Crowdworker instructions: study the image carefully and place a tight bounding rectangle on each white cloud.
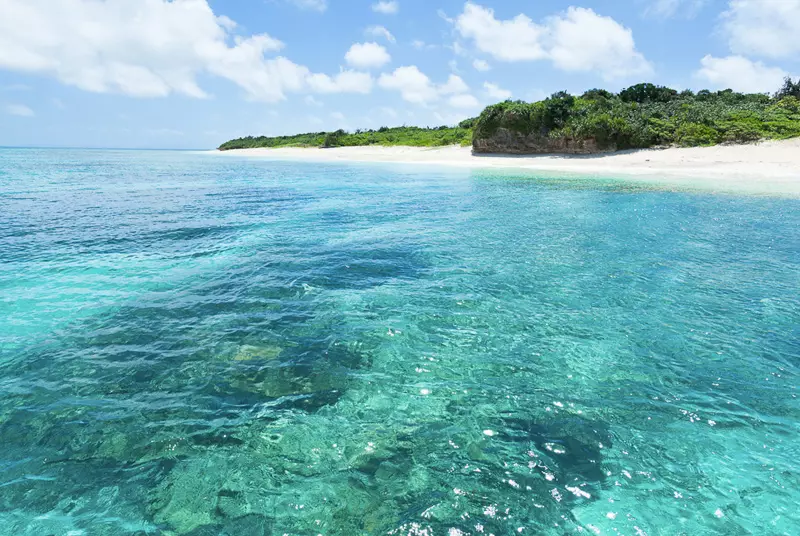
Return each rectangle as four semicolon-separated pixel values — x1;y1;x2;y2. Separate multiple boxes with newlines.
722;0;800;60
645;0;708;18
365;25;396;43
0;0;368;102
284;0;327;12
379;66;439;103
6;103;34;117
448;93;480;109
305;95;324;107
372;1;399;15
454;2;652;80
439;74;469;95
484;82;512;100
455;3;548;62
547;7;653;79
345;42;391;69
473;59;491;72
379;106;398;118
695;55;788;93
331;111;345;120
452;42;468;57
307;70;374;94
379;66;476;108
437;8;454;24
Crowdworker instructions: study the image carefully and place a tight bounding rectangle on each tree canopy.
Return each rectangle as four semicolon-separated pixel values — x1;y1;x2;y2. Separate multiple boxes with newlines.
473;82;800;150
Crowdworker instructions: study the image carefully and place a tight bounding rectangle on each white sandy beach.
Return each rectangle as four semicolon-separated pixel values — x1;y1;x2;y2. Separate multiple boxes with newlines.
217;139;800;195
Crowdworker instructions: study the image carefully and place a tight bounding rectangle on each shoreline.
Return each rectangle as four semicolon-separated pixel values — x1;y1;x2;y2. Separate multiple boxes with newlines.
212;139;800;195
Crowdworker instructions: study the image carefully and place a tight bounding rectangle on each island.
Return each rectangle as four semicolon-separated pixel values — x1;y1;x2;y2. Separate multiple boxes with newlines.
219;79;800;155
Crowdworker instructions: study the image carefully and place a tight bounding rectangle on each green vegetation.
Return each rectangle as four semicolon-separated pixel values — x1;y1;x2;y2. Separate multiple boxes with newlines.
219;78;800;152
218;125;473;151
474;79;800;151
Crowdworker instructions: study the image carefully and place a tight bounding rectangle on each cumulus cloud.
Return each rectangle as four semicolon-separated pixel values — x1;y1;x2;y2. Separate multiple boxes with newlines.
365;25;396;43
372;1;399;15
455;3;547;62
439;74;469;95
722;0;800;60
345;42;392;69
448;93;480;109
307;70;374;94
454;2;652;80
484;82;512;100
0;0;370;101
695;55;789;93
378;66;440;104
473;59;491;72
378;66;476;108
5;103;35;117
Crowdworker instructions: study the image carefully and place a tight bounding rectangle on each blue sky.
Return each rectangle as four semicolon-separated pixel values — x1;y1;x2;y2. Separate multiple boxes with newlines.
1;0;798;149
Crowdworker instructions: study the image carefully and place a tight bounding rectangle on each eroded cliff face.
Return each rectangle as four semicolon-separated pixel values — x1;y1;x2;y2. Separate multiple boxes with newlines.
473;128;615;155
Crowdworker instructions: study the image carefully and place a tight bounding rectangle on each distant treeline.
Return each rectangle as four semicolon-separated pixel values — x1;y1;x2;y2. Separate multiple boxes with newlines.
218;125;473;151
218;78;800;152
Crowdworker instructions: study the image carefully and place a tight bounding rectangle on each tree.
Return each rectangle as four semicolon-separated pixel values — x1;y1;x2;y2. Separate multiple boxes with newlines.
619;83;678;104
543;91;575;129
776;77;800;99
323;129;346;148
581;88;614;101
459;117;478;129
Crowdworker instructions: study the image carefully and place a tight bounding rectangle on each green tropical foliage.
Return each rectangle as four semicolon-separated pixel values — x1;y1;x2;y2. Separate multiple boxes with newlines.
219;80;800;152
474;82;800;150
218;125;473;150
776;76;800;99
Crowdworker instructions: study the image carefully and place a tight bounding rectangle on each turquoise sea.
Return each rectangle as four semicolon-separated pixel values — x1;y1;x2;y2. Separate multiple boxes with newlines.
0;148;798;535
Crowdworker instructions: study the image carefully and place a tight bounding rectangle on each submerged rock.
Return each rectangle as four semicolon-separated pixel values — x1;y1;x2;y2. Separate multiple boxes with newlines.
229;344;283;362
150;455;277;535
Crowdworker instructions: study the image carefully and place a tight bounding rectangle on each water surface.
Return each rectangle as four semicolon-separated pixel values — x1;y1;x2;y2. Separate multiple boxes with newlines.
1;148;798;535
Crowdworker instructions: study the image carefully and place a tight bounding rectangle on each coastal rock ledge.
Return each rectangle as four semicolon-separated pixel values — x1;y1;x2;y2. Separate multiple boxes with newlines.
473;128;615;155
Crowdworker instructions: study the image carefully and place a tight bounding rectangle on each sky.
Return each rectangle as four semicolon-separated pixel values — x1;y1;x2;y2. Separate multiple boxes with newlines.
0;0;799;149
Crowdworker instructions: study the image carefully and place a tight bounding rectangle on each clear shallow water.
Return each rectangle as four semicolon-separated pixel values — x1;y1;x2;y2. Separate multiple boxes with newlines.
1;148;798;536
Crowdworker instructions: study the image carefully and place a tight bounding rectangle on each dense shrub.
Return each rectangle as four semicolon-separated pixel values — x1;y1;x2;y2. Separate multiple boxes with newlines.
619;83;678;104
675;123;720;146
471;82;800;150
219;125;473;150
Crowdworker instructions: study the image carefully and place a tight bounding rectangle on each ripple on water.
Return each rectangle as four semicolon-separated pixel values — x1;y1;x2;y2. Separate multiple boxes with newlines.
0;149;798;535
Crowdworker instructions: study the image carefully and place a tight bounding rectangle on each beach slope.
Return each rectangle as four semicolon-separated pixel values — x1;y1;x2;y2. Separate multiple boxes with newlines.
218;139;800;195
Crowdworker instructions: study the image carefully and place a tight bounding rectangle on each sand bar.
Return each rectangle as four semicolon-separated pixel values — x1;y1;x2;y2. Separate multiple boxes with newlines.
215;139;800;195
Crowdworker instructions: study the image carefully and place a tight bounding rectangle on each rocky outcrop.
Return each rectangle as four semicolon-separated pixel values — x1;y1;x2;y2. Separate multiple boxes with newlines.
473;128;615;155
